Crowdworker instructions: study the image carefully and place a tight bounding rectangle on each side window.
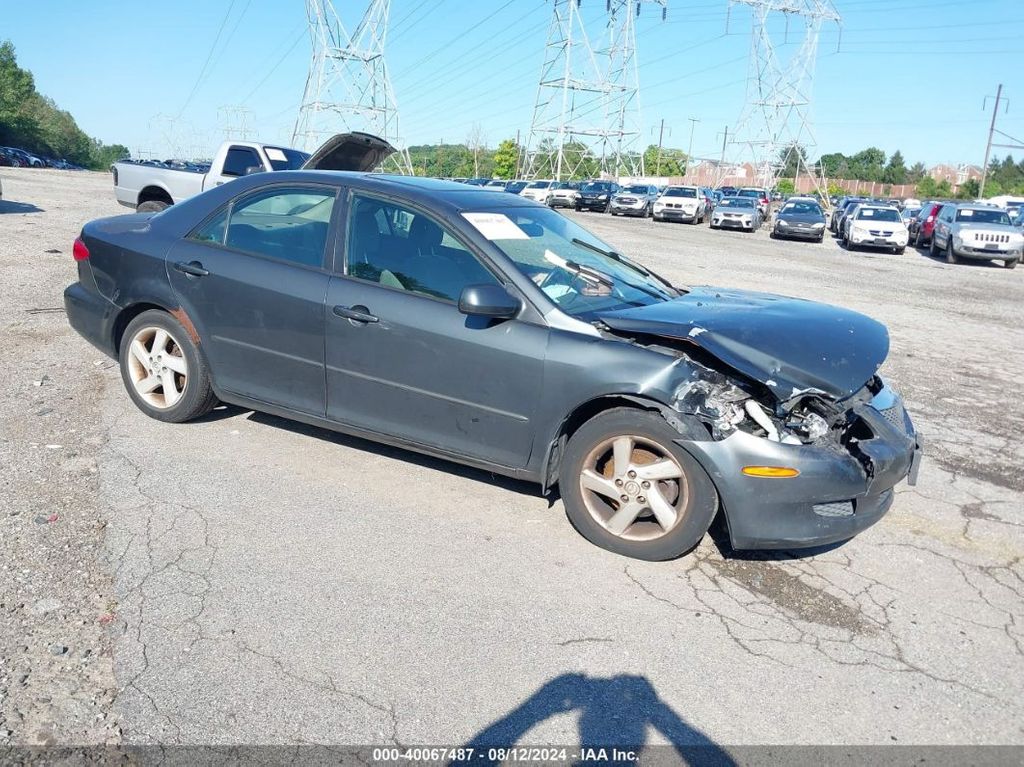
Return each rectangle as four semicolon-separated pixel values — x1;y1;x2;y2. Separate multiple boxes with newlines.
190;207;228;245
346;195;498;302
222;146;262;178
223;186;335;268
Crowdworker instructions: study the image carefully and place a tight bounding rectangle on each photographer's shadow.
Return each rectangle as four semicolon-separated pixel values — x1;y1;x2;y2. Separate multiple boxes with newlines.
459;673;735;766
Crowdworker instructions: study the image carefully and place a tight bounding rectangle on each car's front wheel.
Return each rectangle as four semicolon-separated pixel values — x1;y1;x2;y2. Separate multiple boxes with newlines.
946;240;958;264
1004;258;1017;270
560;408;718;561
119;309;217;423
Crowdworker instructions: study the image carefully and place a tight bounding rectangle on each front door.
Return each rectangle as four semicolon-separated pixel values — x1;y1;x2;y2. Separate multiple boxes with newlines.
167;184;339;415
324;194;547;469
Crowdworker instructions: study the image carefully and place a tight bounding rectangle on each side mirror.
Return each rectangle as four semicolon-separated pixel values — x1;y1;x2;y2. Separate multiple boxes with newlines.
243;165;265;176
458;284;520;320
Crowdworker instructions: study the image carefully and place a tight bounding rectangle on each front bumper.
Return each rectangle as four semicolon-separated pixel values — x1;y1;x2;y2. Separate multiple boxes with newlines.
655;208;699;222
610;201;648;216
678;386;921;550
549;195;577;208
713;216;753;229
775;224;825;239
577;197;610;211
850;232;907;249
953;243;1022;261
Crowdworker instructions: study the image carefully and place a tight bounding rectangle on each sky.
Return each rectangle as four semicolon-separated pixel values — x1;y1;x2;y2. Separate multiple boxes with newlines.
2;0;1021;168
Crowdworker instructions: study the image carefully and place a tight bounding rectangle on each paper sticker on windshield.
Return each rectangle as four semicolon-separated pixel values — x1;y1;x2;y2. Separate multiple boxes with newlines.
861;209;875;217
461;212;529;240
265;148;287;162
960;209;974;217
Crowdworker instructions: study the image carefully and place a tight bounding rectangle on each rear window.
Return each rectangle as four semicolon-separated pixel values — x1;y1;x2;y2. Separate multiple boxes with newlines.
583;183;614;192
527;181;551;189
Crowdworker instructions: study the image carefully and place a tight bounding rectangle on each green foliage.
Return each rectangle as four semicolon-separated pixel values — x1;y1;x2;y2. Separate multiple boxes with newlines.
777;144;808;178
883;150;907;184
0;40;129;169
491;138;521;179
776;178;795;195
642;144;685;176
916;176;952;198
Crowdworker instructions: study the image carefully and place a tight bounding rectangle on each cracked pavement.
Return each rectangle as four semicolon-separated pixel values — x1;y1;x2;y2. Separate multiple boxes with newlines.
2;168;1022;746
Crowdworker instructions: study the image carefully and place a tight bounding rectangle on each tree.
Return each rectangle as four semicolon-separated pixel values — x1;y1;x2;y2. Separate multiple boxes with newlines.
848;147;886;182
778;144;808;178
907;162;926;183
491;138;520;179
776;178;795;195
957;178;980;199
641;143;684;176
883;150;907;185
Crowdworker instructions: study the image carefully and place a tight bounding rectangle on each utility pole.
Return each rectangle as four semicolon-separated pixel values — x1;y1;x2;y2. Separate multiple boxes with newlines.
513;129;522;180
715;125;729;187
654;119;666;176
685;117;700;182
979;84;1004;199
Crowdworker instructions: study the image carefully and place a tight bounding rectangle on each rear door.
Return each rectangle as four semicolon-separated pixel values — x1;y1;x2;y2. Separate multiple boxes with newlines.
167;183;340;415
324;193;547;468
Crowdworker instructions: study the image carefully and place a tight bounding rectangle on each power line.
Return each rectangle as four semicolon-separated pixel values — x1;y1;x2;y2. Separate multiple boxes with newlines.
176;0;239;119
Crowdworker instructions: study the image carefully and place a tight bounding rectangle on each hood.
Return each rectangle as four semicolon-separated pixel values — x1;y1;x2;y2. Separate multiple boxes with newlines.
777;211;825;224
597;287;889;401
301;132;396;172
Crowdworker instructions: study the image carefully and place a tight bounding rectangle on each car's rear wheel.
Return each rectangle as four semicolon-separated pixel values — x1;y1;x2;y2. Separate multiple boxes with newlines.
137;200;169;213
560;408;718;561
946;240;958;264
929;236;939;258
119;310;217;423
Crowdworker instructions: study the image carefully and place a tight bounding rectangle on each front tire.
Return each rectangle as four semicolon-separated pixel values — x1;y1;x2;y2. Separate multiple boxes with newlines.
930;236;939;258
119;310;217;423
946;240;958;264
1004;258;1018;270
560;408;718;561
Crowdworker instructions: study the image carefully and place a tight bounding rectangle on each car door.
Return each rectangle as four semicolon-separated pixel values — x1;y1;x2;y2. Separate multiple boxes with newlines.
207;145;264;189
933;205;951;247
324;193;547;469
167;183;340;415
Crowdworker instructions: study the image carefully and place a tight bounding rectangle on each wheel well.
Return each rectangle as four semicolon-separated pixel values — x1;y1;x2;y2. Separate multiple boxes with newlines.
542;395;665;491
138;186;173;207
112;303;168;357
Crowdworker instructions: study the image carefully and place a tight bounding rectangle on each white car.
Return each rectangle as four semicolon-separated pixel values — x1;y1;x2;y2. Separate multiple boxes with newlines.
842;205;909;254
652;185;707;223
483;179;508;192
548;182;580;208
520;180;557;204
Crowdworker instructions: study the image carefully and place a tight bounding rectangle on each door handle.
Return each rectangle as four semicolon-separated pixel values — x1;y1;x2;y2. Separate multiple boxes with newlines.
174;260;209;277
333;305;378;324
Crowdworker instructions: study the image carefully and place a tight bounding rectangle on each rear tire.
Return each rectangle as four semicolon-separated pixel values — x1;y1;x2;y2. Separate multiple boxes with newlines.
559;408;718;561
946;240;957;264
930;236;939;258
119;309;217;423
895;247;905;255
137;200;169;213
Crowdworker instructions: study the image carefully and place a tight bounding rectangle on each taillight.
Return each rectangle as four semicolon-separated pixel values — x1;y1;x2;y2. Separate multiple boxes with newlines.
72;237;90;262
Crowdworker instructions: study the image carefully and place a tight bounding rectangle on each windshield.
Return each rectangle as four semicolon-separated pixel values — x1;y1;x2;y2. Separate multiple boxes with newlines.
263;146;309;171
718;198;753;208
462;207;677;320
738;189;763;198
527;181;551;189
957;209;1011;225
663;187;697;198
582;183;613;192
856;208;901;222
780;202;822;215
623;186;649;194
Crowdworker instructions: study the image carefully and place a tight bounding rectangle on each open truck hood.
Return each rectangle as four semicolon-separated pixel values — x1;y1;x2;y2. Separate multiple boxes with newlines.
301;132;396;172
597;287;889;401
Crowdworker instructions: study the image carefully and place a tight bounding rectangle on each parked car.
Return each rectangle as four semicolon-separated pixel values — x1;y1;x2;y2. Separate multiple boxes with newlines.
63;133;920;561
709;196;762;231
929;203;1022;268
504;180;528;195
771;199;827;242
737;187;770;218
0;147;17;167
575;181;620;212
652;185;707;223
482;179;508;192
0;147;44;167
520;179;557;204
717;185;737;197
829;196;861;233
908;201;943;248
548;181;581;209
114;138;311;212
609;184;659;217
700;187;716;214
836;198;870;238
841;205;909;254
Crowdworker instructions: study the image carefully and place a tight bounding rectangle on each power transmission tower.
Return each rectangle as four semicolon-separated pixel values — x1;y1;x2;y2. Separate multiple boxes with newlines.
292;0;413;174
218;105;254;142
524;0;665;180
725;0;839;194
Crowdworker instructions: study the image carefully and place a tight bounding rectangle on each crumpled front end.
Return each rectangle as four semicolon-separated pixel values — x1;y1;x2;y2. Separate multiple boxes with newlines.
672;373;921;549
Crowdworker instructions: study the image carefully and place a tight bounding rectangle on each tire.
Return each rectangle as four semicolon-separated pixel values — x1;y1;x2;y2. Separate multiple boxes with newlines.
574;205;582;213
118;309;217;423
930;236;939;258
137;200;169;213
914;230;923;248
1004;258;1017;270
946;240;957;264
646;203;652;218
895;247;905;255
559;408;718;561
816;235;824;243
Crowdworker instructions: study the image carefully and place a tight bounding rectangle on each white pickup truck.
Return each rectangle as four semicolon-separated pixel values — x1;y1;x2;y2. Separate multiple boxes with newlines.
112;140;311;212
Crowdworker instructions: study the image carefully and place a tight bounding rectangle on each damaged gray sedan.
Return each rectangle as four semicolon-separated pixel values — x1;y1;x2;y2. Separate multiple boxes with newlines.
64;135;921;561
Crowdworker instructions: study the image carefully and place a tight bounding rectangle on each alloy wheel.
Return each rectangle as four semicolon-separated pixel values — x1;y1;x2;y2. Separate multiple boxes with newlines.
578;435;688;541
125;326;188;409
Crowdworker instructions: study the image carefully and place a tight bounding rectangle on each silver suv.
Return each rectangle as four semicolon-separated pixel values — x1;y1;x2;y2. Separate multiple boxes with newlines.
930;204;1023;269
